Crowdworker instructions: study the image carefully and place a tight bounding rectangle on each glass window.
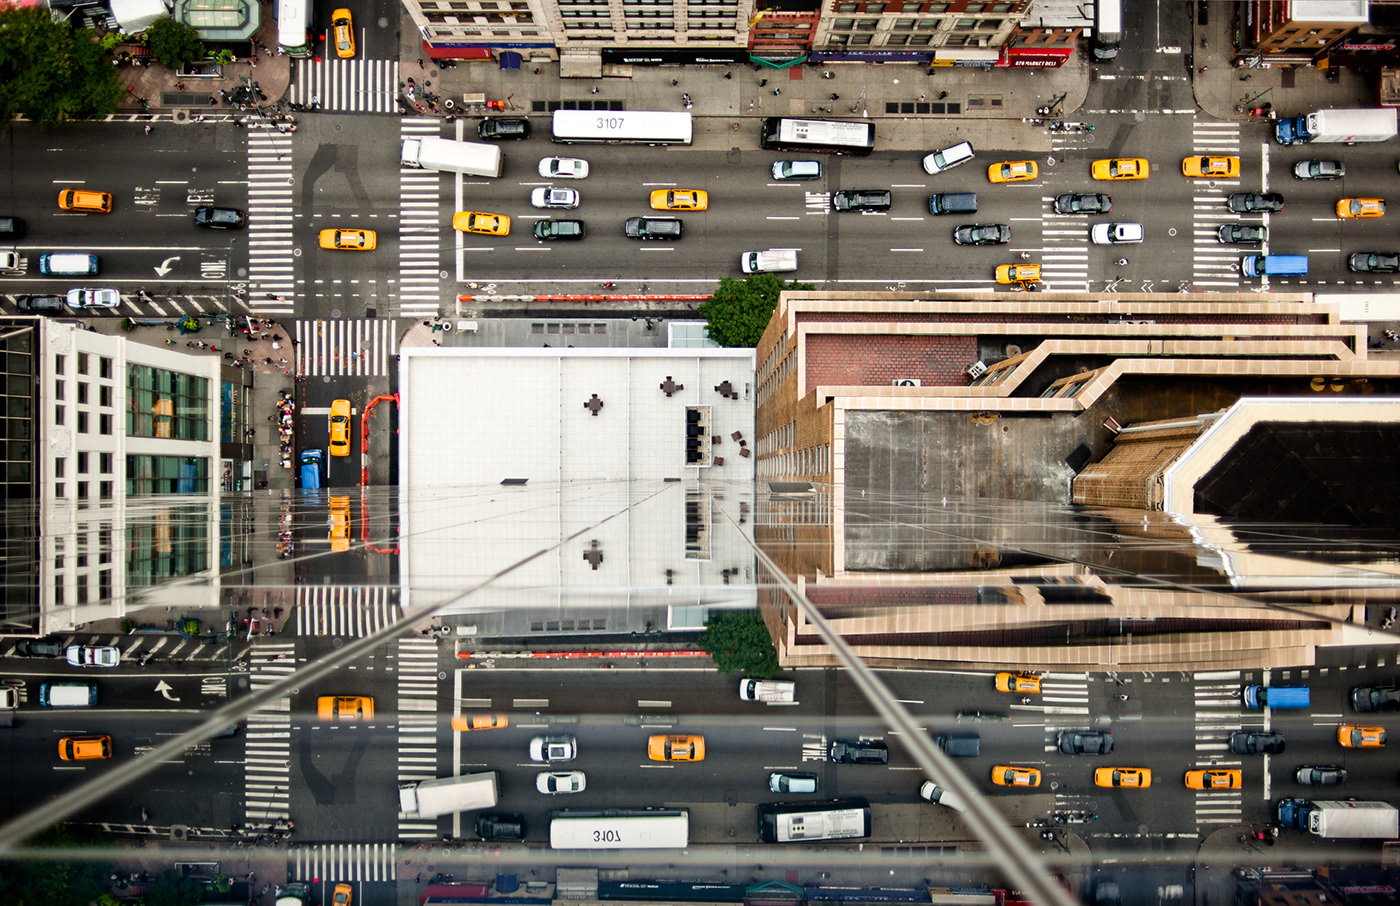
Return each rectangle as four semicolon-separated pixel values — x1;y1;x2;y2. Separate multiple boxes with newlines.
77;411;88;434
100;481;113;500
100;413;112;435
55;381;64;401
99;357;112;379
78;383;88;405
55;354;66;375
100;385;112;408
78;452;89;474
55;483;64;498
55;405;64;425
55;458;65;478
126;365;210;441
100;452;113;474
78;353;89;375
126;455;211;495
77;481;88;500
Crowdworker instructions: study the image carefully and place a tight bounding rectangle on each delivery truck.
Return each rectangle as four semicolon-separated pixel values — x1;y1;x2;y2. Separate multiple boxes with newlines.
1277;798;1399;838
401;137;504;177
1275;108;1397;145
1242;685;1310;709
398;771;498;819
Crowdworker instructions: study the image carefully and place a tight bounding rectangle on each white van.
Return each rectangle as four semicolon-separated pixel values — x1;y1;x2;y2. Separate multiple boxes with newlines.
740;249;798;274
919;780;967;811
39;682;97;708
922;141;975;175
39;253;99;276
739;678;796;702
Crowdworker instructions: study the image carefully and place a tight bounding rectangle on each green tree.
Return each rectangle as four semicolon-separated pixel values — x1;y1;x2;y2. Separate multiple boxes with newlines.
697;273;813;348
143;869;205;906
143;18;204;71
0;825;113;906
698;608;779;678
0;7;125;128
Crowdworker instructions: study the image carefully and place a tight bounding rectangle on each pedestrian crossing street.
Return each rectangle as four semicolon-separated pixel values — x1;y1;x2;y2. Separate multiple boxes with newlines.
288;58;401;113
295;585;401;636
246;130;297;316
1189;121;1245;291
397;638;442;840
399;120;446;320
290;843;398;884
1192;670;1245;826
294;318;399;377
243;641;296;828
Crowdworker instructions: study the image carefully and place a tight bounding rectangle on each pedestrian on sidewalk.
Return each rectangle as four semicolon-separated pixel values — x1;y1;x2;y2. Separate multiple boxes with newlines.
830;93;839;100
671;79;679;87
723;72;732;79
759;79;768;87
938;90;948;100
773;88;780;96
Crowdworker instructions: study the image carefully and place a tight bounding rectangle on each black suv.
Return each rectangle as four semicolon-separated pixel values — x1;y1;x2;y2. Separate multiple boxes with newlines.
1230;730;1285;755
625;217;683;240
953;224;1011;245
1053;193;1111;215
17;295;66;314
1227;192;1284;214
829;739;889;764
1056;729;1114;755
1348;252;1400;274
534;219;587;241
1217;224;1267;244
194;206;246;230
477;118;531;140
14;638;64;657
832;190;892;212
475;812;527;842
1351;684;1400;712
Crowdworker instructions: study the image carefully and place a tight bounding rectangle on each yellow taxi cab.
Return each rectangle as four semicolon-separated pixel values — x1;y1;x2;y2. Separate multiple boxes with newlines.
58;189;113;213
451;713;509;732
453;211;511;235
329;496;349;552
329;399;351;456
995;264;1041;285
991;765;1041;787
1336;197;1386;219
648;734;706;762
319;228;377;251
1091;158;1149;181
1338;724;1386;748
332;883;352;906
650;189;709;211
1094;766;1151;788
317;695;374;722
995;671;1041;694
1182;156;1240;178
59;735;112;761
988;160;1038;183
1185;768;1242;790
331;9;355;58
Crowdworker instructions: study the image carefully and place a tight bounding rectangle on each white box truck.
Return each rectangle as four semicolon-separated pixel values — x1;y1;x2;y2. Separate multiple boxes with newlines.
740;249;798;274
1284;799;1400;838
398;771;498;819
401;137;504;177
1275;108;1398;145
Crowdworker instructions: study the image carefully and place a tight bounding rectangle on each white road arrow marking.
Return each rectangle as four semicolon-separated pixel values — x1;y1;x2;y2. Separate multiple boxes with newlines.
155;256;181;276
155;680;180;702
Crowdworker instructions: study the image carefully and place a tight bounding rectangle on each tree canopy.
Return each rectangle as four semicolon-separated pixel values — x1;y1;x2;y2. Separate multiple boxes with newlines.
144;18;205;71
0;825;113;906
0;7;125;127
698;608;779;678
697;273;813;348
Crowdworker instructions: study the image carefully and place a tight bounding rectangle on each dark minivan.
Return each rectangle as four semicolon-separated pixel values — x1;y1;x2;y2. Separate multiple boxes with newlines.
477;118;531;141
829;739;889;764
476;812;527;842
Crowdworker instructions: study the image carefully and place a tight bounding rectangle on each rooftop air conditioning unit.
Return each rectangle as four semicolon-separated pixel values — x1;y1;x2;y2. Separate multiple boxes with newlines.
965;361;988;379
891;378;921;387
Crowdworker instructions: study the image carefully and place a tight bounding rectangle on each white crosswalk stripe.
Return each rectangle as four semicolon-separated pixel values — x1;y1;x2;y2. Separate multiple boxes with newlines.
1039;674;1090;715
295;585;401;636
1193;670;1245;825
243;642;296;827
1189;121;1244;291
246;131;296;315
294;318;399;377
292;843;398;883
398;638;442;840
399;120;445;319
1040;194;1091;291
288;58;401;113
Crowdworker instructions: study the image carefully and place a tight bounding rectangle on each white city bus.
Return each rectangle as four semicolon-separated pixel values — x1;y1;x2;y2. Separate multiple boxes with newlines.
759;118;875;156
756;799;871;843
277;0;314;57
549;809;690;849
550;110;693;146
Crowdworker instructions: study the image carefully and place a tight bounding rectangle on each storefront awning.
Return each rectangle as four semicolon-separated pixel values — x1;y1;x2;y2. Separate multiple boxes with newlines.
499;50;522;69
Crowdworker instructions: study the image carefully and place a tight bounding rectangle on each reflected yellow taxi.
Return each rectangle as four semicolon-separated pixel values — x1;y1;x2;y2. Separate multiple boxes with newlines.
988;160;1038;183
329;496;349;552
453;211;511;235
1182;156;1240;178
650;190;709;211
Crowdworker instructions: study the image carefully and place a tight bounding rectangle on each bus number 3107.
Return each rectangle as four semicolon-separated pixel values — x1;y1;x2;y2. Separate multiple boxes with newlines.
591;829;624;843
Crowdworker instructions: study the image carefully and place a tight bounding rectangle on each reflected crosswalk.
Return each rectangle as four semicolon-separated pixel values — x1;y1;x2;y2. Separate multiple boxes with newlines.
399;120;445;319
243;642;296;827
291;843;398;883
296;585;400;636
398;638;441;840
1193;670;1245;825
288;58;401;113
295;318;399;377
